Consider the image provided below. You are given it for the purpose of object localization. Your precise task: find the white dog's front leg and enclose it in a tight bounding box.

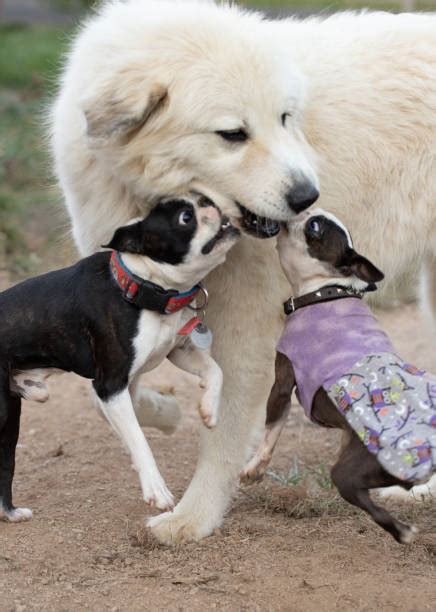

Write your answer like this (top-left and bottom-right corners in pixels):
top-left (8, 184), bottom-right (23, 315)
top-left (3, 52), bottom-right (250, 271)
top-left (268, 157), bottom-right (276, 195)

top-left (97, 388), bottom-right (174, 511)
top-left (147, 381), bottom-right (269, 544)
top-left (168, 344), bottom-right (223, 429)
top-left (148, 239), bottom-right (282, 545)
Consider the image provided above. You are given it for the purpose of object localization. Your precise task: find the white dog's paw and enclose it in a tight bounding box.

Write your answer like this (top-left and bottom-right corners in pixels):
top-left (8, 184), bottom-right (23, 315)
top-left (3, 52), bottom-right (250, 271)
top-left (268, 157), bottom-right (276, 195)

top-left (147, 503), bottom-right (218, 545)
top-left (147, 511), bottom-right (202, 545)
top-left (0, 506), bottom-right (33, 523)
top-left (378, 475), bottom-right (436, 503)
top-left (134, 388), bottom-right (182, 435)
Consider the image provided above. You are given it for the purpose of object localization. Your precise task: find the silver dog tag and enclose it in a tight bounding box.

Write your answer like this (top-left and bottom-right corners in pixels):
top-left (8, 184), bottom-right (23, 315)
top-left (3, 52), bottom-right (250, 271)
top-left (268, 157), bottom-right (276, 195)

top-left (190, 322), bottom-right (213, 350)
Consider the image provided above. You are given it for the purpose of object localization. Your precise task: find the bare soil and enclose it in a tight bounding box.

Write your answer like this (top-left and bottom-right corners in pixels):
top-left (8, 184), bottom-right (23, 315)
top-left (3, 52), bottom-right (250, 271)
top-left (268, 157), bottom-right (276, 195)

top-left (0, 300), bottom-right (435, 611)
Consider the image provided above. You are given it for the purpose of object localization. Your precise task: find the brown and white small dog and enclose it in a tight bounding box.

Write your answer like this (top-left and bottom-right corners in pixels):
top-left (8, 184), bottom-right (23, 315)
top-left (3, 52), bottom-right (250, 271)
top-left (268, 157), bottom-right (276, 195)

top-left (242, 209), bottom-right (436, 543)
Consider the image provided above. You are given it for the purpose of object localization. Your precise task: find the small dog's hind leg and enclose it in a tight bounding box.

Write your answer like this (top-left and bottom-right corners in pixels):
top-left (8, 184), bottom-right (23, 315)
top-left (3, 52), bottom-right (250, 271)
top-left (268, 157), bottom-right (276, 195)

top-left (10, 368), bottom-right (57, 402)
top-left (381, 250), bottom-right (436, 504)
top-left (95, 387), bottom-right (174, 511)
top-left (331, 435), bottom-right (417, 544)
top-left (377, 475), bottom-right (436, 503)
top-left (0, 376), bottom-right (32, 523)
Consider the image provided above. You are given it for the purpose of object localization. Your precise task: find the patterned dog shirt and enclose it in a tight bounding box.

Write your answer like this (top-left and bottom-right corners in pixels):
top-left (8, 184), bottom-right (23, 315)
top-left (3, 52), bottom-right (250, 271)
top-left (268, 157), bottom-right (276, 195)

top-left (277, 298), bottom-right (436, 482)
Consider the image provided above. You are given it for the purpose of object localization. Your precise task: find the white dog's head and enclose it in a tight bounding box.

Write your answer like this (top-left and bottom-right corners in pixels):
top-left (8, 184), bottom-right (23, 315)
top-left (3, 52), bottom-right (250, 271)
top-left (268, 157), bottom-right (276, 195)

top-left (78, 0), bottom-right (319, 238)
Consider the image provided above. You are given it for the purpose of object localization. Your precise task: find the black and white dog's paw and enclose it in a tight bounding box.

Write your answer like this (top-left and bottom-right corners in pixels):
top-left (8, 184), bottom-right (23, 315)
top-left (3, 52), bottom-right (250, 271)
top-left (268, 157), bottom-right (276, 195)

top-left (143, 480), bottom-right (175, 512)
top-left (0, 505), bottom-right (33, 523)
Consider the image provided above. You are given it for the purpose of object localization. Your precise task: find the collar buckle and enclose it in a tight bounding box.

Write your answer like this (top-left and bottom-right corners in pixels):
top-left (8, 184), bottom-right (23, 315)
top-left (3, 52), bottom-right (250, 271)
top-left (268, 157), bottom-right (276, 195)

top-left (284, 296), bottom-right (295, 315)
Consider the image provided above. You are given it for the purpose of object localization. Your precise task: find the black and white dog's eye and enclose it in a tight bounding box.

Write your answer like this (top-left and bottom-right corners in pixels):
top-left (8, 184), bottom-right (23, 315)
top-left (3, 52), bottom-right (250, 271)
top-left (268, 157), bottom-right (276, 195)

top-left (179, 209), bottom-right (194, 225)
top-left (216, 129), bottom-right (248, 143)
top-left (309, 219), bottom-right (321, 234)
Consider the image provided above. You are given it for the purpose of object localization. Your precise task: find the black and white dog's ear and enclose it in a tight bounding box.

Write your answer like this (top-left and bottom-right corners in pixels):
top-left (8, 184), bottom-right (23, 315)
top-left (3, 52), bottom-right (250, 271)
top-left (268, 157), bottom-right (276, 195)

top-left (82, 79), bottom-right (168, 140)
top-left (102, 221), bottom-right (144, 254)
top-left (340, 249), bottom-right (384, 283)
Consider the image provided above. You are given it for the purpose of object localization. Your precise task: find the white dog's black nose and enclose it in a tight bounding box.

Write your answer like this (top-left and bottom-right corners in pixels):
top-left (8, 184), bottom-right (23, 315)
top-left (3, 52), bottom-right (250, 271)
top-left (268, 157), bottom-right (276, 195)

top-left (285, 181), bottom-right (319, 213)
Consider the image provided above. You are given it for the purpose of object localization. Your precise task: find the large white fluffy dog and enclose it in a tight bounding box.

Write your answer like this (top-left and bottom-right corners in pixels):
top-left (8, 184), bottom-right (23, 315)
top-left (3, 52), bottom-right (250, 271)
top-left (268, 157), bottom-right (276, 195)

top-left (51, 0), bottom-right (436, 543)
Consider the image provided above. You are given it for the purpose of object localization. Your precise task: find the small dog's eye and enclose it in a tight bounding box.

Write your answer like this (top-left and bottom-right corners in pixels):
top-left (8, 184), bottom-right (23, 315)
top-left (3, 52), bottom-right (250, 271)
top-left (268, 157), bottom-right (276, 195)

top-left (309, 219), bottom-right (321, 234)
top-left (216, 129), bottom-right (248, 143)
top-left (179, 209), bottom-right (194, 225)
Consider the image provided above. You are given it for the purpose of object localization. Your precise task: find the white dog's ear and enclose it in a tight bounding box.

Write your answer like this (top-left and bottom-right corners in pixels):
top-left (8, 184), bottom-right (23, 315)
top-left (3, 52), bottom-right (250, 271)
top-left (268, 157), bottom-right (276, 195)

top-left (83, 82), bottom-right (168, 139)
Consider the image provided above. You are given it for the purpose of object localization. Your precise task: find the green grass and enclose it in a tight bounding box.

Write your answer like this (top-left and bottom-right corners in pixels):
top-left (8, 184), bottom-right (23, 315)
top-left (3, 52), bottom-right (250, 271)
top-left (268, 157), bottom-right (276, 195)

top-left (267, 456), bottom-right (334, 490)
top-left (0, 24), bottom-right (72, 274)
top-left (243, 0), bottom-right (436, 10)
top-left (0, 23), bottom-right (69, 89)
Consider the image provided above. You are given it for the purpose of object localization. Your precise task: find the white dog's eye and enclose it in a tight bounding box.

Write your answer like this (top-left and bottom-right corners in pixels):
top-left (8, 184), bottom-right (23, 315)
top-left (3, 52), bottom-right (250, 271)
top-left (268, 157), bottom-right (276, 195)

top-left (216, 129), bottom-right (248, 143)
top-left (179, 209), bottom-right (194, 225)
top-left (281, 113), bottom-right (292, 128)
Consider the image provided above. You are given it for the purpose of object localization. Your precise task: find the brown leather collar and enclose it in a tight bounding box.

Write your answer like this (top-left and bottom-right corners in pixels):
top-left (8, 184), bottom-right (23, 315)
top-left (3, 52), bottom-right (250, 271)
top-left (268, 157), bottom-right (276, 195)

top-left (283, 285), bottom-right (365, 315)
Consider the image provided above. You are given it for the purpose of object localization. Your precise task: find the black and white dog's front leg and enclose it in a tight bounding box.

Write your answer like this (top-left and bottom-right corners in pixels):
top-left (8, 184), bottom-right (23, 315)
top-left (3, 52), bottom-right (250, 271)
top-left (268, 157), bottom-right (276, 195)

top-left (94, 385), bottom-right (174, 511)
top-left (167, 343), bottom-right (223, 429)
top-left (0, 373), bottom-right (32, 522)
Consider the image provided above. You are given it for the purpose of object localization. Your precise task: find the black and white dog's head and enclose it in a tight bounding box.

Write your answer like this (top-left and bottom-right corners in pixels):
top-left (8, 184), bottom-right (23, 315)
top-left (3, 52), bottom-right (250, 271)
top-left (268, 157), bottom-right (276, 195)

top-left (104, 193), bottom-right (240, 288)
top-left (277, 208), bottom-right (384, 295)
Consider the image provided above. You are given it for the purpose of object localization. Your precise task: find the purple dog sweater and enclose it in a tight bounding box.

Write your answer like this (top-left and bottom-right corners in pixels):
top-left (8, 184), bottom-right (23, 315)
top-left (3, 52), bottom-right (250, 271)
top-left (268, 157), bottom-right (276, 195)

top-left (276, 298), bottom-right (394, 417)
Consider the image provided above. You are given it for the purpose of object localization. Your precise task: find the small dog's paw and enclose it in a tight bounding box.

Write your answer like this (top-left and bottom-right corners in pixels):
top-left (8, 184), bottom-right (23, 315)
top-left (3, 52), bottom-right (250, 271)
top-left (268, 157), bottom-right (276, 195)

top-left (0, 507), bottom-right (33, 523)
top-left (240, 454), bottom-right (270, 483)
top-left (399, 524), bottom-right (419, 545)
top-left (198, 393), bottom-right (219, 429)
top-left (240, 466), bottom-right (265, 483)
top-left (143, 483), bottom-right (175, 512)
top-left (198, 403), bottom-right (218, 429)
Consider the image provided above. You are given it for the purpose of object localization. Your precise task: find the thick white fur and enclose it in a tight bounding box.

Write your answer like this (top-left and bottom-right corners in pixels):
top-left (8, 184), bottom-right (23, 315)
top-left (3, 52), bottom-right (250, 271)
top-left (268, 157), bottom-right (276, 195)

top-left (51, 1), bottom-right (436, 542)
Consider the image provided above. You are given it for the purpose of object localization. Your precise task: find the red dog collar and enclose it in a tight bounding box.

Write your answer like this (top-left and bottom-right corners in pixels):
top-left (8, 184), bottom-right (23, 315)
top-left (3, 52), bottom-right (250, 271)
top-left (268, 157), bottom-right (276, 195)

top-left (109, 251), bottom-right (201, 314)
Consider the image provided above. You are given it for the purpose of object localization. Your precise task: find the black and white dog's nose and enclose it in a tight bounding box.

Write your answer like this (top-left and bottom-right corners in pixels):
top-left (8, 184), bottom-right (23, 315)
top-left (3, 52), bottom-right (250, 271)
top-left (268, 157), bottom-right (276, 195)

top-left (285, 181), bottom-right (319, 213)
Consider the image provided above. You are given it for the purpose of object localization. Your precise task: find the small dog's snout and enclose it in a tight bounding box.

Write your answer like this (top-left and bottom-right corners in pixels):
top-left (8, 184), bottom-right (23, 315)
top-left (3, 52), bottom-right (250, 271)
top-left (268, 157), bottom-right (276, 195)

top-left (198, 195), bottom-right (217, 209)
top-left (285, 180), bottom-right (319, 213)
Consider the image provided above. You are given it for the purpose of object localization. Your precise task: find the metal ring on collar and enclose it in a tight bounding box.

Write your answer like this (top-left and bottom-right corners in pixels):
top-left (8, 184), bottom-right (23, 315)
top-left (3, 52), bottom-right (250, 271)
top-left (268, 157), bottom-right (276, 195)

top-left (188, 285), bottom-right (209, 312)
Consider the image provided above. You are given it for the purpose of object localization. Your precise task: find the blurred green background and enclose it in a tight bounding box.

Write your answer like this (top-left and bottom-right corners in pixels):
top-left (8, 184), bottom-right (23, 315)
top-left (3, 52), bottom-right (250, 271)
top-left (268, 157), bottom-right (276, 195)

top-left (0, 0), bottom-right (435, 279)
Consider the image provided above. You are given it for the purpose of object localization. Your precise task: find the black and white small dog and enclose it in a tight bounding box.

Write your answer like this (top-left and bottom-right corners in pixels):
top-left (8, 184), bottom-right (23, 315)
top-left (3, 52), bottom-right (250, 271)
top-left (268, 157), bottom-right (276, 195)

top-left (0, 194), bottom-right (239, 522)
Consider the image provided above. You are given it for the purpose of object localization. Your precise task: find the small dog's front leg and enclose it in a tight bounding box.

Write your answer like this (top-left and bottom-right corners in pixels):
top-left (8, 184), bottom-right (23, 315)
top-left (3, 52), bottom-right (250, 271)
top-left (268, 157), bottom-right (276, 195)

top-left (167, 344), bottom-right (223, 429)
top-left (241, 352), bottom-right (295, 482)
top-left (95, 387), bottom-right (174, 511)
top-left (241, 413), bottom-right (290, 482)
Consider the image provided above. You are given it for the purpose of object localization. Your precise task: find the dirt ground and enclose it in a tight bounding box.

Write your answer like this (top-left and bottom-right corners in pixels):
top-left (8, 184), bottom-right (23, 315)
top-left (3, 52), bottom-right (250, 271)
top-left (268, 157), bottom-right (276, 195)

top-left (0, 298), bottom-right (435, 611)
